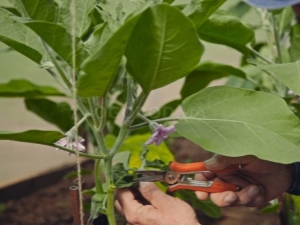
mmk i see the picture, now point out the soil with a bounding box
[0,138,281,225]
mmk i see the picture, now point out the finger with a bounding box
[139,182,171,208]
[195,191,209,201]
[114,200,124,217]
[210,185,262,207]
[204,155,256,170]
[115,188,143,212]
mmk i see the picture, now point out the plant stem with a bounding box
[137,113,152,123]
[99,96,108,131]
[94,159,104,193]
[88,98,100,128]
[272,13,283,64]
[248,48,274,64]
[68,113,91,133]
[130,116,180,130]
[53,144,105,159]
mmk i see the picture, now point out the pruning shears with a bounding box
[135,161,241,193]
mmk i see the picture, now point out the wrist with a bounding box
[287,162,300,195]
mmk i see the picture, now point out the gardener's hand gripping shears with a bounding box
[135,161,241,192]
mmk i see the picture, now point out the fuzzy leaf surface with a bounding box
[0,79,65,97]
[197,10,254,55]
[176,86,300,164]
[181,61,246,99]
[25,99,73,132]
[256,62,300,95]
[0,8,43,63]
[59,0,94,38]
[0,130,65,146]
[126,3,203,94]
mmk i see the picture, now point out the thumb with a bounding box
[204,155,256,170]
[139,182,169,208]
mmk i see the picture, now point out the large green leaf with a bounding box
[289,24,300,62]
[255,62,300,95]
[76,5,147,97]
[126,3,203,94]
[9,0,57,22]
[0,8,43,63]
[182,0,226,28]
[197,10,254,55]
[59,0,94,38]
[181,61,246,99]
[22,20,88,68]
[176,86,300,164]
[0,79,65,97]
[0,130,65,146]
[25,99,73,132]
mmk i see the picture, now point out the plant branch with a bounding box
[88,98,100,128]
[271,14,282,64]
[53,145,106,159]
[99,96,108,131]
[94,159,104,193]
[248,48,274,64]
[130,116,180,130]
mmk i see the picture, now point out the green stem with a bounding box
[130,116,180,130]
[272,13,283,64]
[53,144,105,159]
[41,41,72,89]
[248,48,274,64]
[137,113,152,123]
[68,113,91,133]
[99,96,108,131]
[94,159,104,193]
[105,158,116,225]
[88,98,100,128]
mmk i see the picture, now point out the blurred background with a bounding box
[0,0,245,188]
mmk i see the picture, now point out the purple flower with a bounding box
[145,124,175,146]
[55,136,86,155]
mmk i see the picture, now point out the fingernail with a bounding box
[224,194,237,205]
[139,181,151,189]
[247,186,259,197]
[204,157,218,166]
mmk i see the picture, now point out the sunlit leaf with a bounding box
[176,86,300,164]
[0,79,65,97]
[126,3,203,94]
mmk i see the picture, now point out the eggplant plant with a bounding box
[1,0,300,224]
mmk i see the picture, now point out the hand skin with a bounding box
[195,155,296,207]
[115,182,200,225]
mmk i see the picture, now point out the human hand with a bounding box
[115,182,200,225]
[195,155,295,207]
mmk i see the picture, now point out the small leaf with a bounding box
[0,8,43,63]
[176,86,300,164]
[175,190,221,218]
[0,130,65,146]
[59,0,94,38]
[113,163,135,188]
[76,5,147,97]
[25,98,73,132]
[182,0,226,28]
[278,7,294,36]
[289,24,300,62]
[9,0,58,22]
[0,79,65,97]
[113,151,131,170]
[197,10,254,55]
[261,203,280,214]
[126,3,203,94]
[181,61,247,99]
[228,1,251,18]
[255,61,300,95]
[22,20,88,68]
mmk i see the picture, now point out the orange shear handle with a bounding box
[169,181,239,193]
[169,161,240,173]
